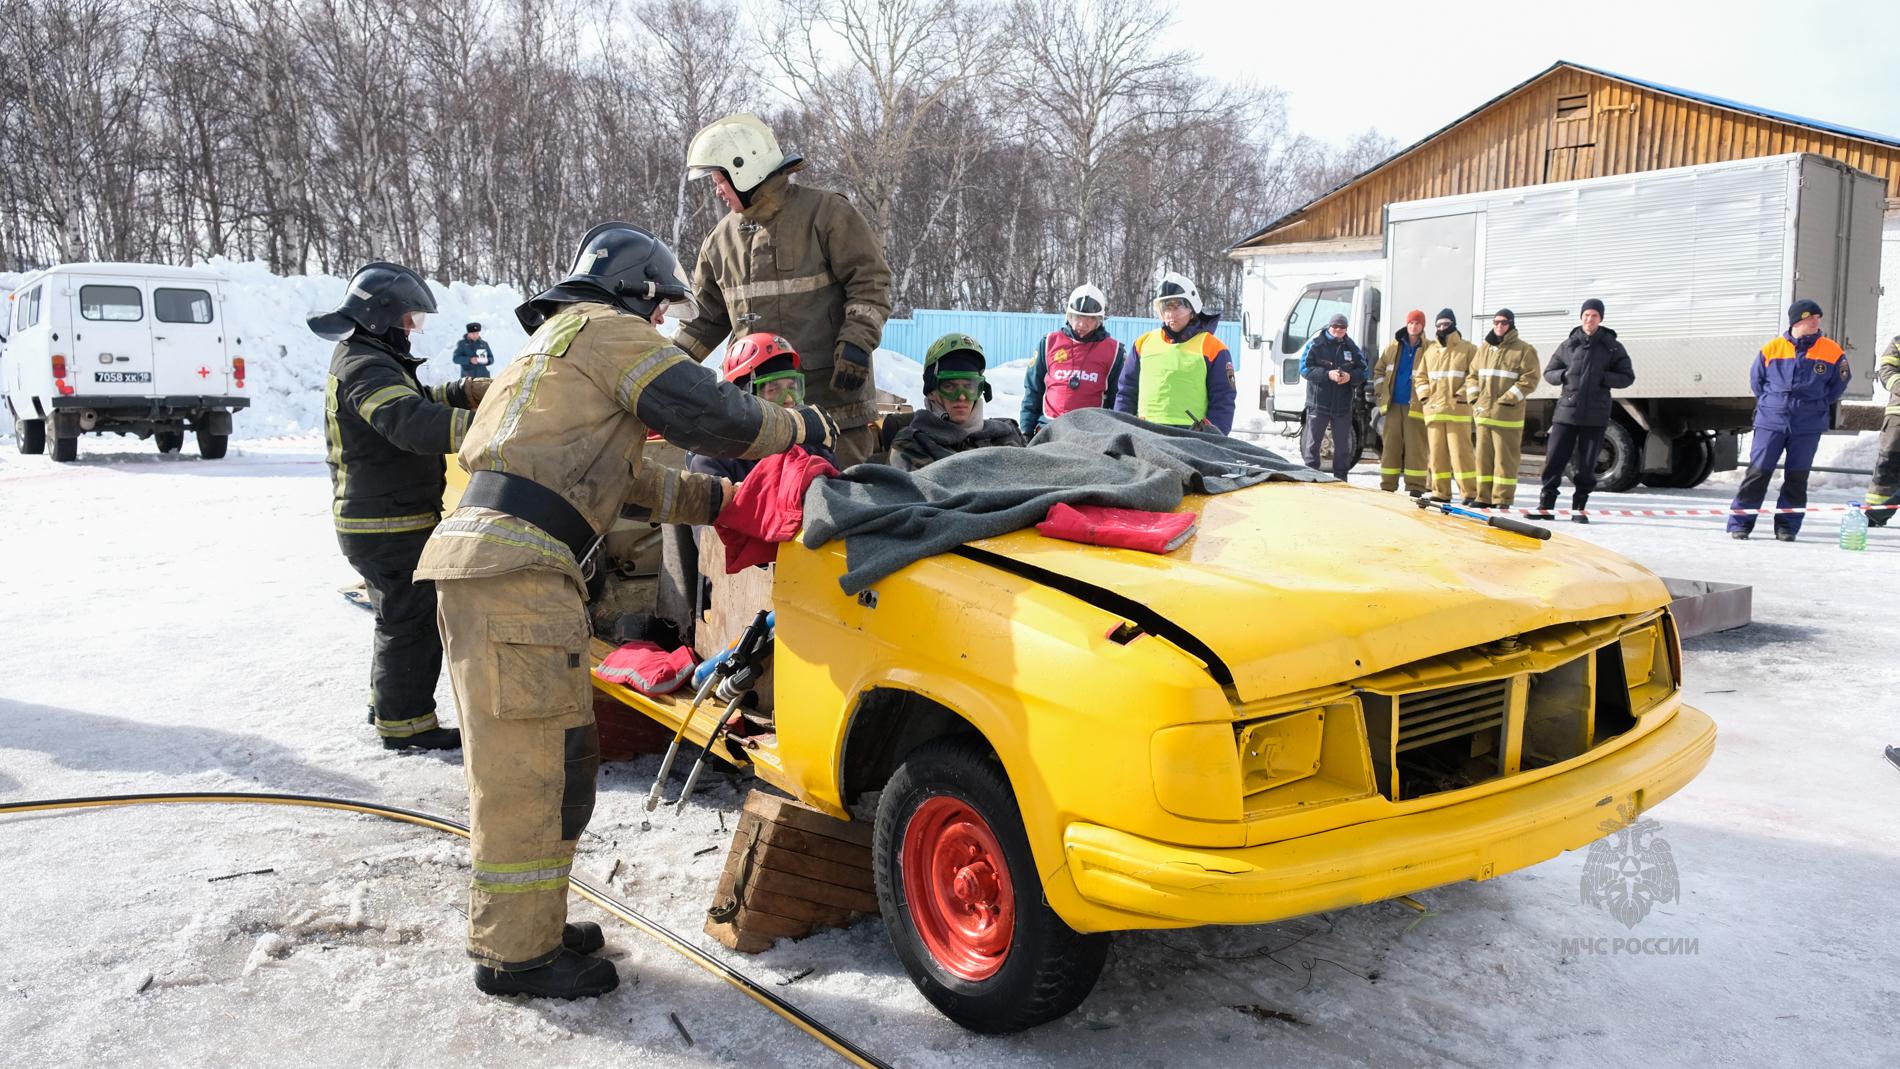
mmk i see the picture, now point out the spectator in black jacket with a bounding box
[1298,313,1368,477]
[1529,299,1634,522]
[452,322,496,378]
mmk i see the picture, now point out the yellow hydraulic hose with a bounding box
[0,791,892,1069]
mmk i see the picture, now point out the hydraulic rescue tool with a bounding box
[673,610,775,808]
[1416,496,1553,540]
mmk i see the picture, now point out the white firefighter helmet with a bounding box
[1150,272,1202,317]
[1065,284,1108,318]
[686,114,803,193]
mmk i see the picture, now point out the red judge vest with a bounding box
[1040,331,1119,419]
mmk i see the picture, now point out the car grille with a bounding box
[1396,680,1510,754]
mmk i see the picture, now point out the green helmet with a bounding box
[922,333,989,400]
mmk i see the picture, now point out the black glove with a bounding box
[830,342,871,393]
[792,405,840,452]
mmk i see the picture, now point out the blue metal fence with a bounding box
[880,308,1242,364]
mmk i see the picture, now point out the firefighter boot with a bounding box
[380,725,462,751]
[474,948,619,999]
[564,922,605,955]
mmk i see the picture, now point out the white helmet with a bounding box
[1150,272,1202,317]
[1065,284,1108,318]
[686,114,803,193]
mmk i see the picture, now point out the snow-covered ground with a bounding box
[3,434,1899,1068]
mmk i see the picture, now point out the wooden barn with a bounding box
[1232,59,1900,253]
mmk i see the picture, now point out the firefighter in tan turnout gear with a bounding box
[1466,308,1541,508]
[676,113,893,467]
[1413,308,1479,504]
[415,223,838,1000]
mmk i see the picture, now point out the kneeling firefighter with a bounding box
[314,261,488,751]
[415,223,837,999]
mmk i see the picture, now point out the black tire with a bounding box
[16,417,45,455]
[196,428,229,460]
[1640,435,1714,489]
[154,430,184,454]
[51,433,77,462]
[1595,419,1641,493]
[874,737,1109,1033]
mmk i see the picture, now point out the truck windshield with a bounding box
[1281,285,1355,354]
[80,285,144,322]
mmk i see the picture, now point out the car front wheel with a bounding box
[874,737,1109,1033]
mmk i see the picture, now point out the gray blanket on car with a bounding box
[800,408,1327,593]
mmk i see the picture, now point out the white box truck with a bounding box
[1235,153,1885,490]
[3,263,250,462]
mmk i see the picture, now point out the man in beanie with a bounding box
[1371,309,1430,494]
[1529,299,1634,522]
[452,323,495,379]
[1727,299,1852,540]
[1297,312,1368,477]
[1412,309,1478,503]
[1464,308,1540,508]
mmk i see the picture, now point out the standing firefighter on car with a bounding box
[415,223,838,1000]
[315,262,487,751]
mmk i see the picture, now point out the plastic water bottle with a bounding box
[1839,503,1868,551]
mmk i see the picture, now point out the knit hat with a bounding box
[1788,299,1823,327]
[1435,308,1457,327]
[1580,298,1604,317]
[1405,309,1426,327]
[1327,313,1348,328]
[1493,308,1515,327]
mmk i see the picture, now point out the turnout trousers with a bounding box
[437,568,601,971]
[1867,414,1900,526]
[339,528,443,738]
[1425,413,1477,500]
[1728,427,1822,537]
[1474,419,1525,507]
[1379,403,1429,492]
[1301,410,1356,479]
[1540,422,1606,506]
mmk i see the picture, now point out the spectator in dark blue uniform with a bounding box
[452,323,495,379]
[1298,313,1368,478]
[1728,299,1852,541]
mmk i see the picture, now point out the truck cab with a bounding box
[4,263,249,461]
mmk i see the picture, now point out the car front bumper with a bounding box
[1059,703,1716,928]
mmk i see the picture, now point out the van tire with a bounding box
[874,737,1109,1033]
[17,418,45,455]
[155,430,184,454]
[51,433,77,462]
[196,429,229,460]
[1595,419,1641,493]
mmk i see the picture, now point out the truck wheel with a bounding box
[874,737,1109,1033]
[51,433,78,463]
[16,418,45,455]
[1595,420,1641,493]
[196,429,229,460]
[154,430,184,454]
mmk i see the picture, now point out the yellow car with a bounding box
[464,465,1715,1034]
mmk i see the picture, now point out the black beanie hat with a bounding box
[1788,299,1823,327]
[1494,308,1515,328]
[1435,308,1457,327]
[1580,298,1604,317]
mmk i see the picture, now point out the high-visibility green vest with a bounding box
[1134,329,1214,426]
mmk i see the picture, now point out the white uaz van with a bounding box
[3,263,250,462]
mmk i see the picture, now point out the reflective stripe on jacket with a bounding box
[1466,328,1540,428]
[325,335,476,535]
[1874,335,1899,416]
[1412,330,1476,421]
[1372,330,1422,408]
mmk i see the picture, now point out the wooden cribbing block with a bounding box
[705,790,880,953]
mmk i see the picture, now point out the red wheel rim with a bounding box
[901,795,1015,981]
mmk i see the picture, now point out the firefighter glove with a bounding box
[830,342,872,393]
[793,404,840,452]
[466,377,492,409]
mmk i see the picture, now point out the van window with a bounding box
[80,285,144,322]
[155,288,214,324]
[1280,285,1355,354]
[17,285,41,329]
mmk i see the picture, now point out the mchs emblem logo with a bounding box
[1580,802,1680,929]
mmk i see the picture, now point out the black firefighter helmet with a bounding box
[517,222,696,331]
[307,262,437,342]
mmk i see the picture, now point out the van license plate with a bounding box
[94,371,152,383]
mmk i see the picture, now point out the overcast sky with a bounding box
[1175,0,1900,150]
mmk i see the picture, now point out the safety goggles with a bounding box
[749,370,806,407]
[933,375,984,403]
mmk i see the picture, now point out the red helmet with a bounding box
[722,333,801,383]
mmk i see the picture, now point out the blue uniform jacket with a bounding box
[1298,331,1368,416]
[1751,332,1851,435]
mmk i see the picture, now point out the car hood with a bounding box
[962,482,1670,704]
